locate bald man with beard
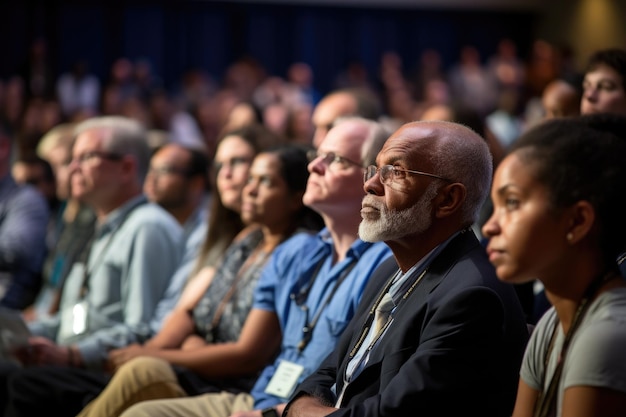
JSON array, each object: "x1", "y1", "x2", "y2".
[{"x1": 285, "y1": 121, "x2": 528, "y2": 417}]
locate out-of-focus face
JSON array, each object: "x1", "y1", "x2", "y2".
[
  {"x1": 69, "y1": 129, "x2": 125, "y2": 207},
  {"x1": 359, "y1": 125, "x2": 441, "y2": 243},
  {"x1": 45, "y1": 145, "x2": 73, "y2": 200},
  {"x1": 144, "y1": 145, "x2": 193, "y2": 211},
  {"x1": 214, "y1": 135, "x2": 255, "y2": 212},
  {"x1": 303, "y1": 122, "x2": 365, "y2": 218},
  {"x1": 541, "y1": 80, "x2": 580, "y2": 119},
  {"x1": 311, "y1": 93, "x2": 356, "y2": 148},
  {"x1": 240, "y1": 152, "x2": 302, "y2": 230},
  {"x1": 581, "y1": 64, "x2": 626, "y2": 116},
  {"x1": 482, "y1": 152, "x2": 569, "y2": 284},
  {"x1": 12, "y1": 162, "x2": 56, "y2": 203}
]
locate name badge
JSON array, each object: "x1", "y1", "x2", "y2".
[
  {"x1": 264, "y1": 360, "x2": 305, "y2": 399},
  {"x1": 59, "y1": 301, "x2": 89, "y2": 340}
]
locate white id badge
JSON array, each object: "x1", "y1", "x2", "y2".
[
  {"x1": 59, "y1": 301, "x2": 89, "y2": 340},
  {"x1": 264, "y1": 360, "x2": 305, "y2": 399}
]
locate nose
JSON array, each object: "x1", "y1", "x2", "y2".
[
  {"x1": 481, "y1": 212, "x2": 500, "y2": 238},
  {"x1": 308, "y1": 157, "x2": 324, "y2": 175},
  {"x1": 218, "y1": 163, "x2": 234, "y2": 180},
  {"x1": 583, "y1": 87, "x2": 598, "y2": 103},
  {"x1": 363, "y1": 173, "x2": 383, "y2": 196},
  {"x1": 243, "y1": 179, "x2": 258, "y2": 197},
  {"x1": 68, "y1": 159, "x2": 81, "y2": 174}
]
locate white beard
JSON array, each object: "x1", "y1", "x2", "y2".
[{"x1": 358, "y1": 182, "x2": 439, "y2": 242}]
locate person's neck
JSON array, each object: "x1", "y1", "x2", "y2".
[
  {"x1": 385, "y1": 227, "x2": 457, "y2": 273},
  {"x1": 95, "y1": 189, "x2": 142, "y2": 222},
  {"x1": 63, "y1": 198, "x2": 82, "y2": 222},
  {"x1": 167, "y1": 204, "x2": 195, "y2": 226},
  {"x1": 544, "y1": 253, "x2": 624, "y2": 334},
  {"x1": 323, "y1": 214, "x2": 360, "y2": 265},
  {"x1": 260, "y1": 225, "x2": 291, "y2": 253}
]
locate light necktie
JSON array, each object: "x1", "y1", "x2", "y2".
[{"x1": 373, "y1": 292, "x2": 395, "y2": 337}]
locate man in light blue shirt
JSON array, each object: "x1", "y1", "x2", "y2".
[
  {"x1": 0, "y1": 116, "x2": 184, "y2": 416},
  {"x1": 69, "y1": 117, "x2": 393, "y2": 417},
  {"x1": 142, "y1": 142, "x2": 212, "y2": 331}
]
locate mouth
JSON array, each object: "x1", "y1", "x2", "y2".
[
  {"x1": 360, "y1": 204, "x2": 380, "y2": 220},
  {"x1": 486, "y1": 247, "x2": 505, "y2": 264},
  {"x1": 306, "y1": 179, "x2": 320, "y2": 189}
]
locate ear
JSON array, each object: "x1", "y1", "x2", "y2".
[
  {"x1": 120, "y1": 155, "x2": 139, "y2": 184},
  {"x1": 565, "y1": 200, "x2": 595, "y2": 244},
  {"x1": 433, "y1": 182, "x2": 466, "y2": 219}
]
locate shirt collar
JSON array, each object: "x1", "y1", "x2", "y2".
[
  {"x1": 315, "y1": 227, "x2": 375, "y2": 262},
  {"x1": 97, "y1": 194, "x2": 147, "y2": 234}
]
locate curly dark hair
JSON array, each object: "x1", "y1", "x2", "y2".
[
  {"x1": 585, "y1": 48, "x2": 626, "y2": 85},
  {"x1": 511, "y1": 113, "x2": 626, "y2": 267}
]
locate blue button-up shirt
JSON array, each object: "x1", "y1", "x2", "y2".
[{"x1": 251, "y1": 228, "x2": 392, "y2": 409}]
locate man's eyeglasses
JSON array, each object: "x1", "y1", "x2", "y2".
[
  {"x1": 71, "y1": 151, "x2": 123, "y2": 166},
  {"x1": 306, "y1": 150, "x2": 362, "y2": 170},
  {"x1": 364, "y1": 165, "x2": 453, "y2": 185}
]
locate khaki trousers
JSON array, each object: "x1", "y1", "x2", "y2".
[
  {"x1": 77, "y1": 356, "x2": 186, "y2": 417},
  {"x1": 121, "y1": 390, "x2": 255, "y2": 417}
]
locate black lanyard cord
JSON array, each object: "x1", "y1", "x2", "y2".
[{"x1": 297, "y1": 259, "x2": 358, "y2": 352}]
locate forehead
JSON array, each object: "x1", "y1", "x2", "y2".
[
  {"x1": 585, "y1": 64, "x2": 624, "y2": 83},
  {"x1": 378, "y1": 125, "x2": 435, "y2": 164},
  {"x1": 318, "y1": 123, "x2": 363, "y2": 158},
  {"x1": 250, "y1": 152, "x2": 281, "y2": 173},
  {"x1": 313, "y1": 94, "x2": 355, "y2": 125},
  {"x1": 215, "y1": 135, "x2": 255, "y2": 160},
  {"x1": 73, "y1": 129, "x2": 106, "y2": 153},
  {"x1": 152, "y1": 145, "x2": 189, "y2": 166},
  {"x1": 493, "y1": 152, "x2": 540, "y2": 192}
]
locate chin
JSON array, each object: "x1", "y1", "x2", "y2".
[
  {"x1": 495, "y1": 267, "x2": 534, "y2": 285},
  {"x1": 358, "y1": 222, "x2": 384, "y2": 243}
]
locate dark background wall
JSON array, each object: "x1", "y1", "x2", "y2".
[{"x1": 0, "y1": 1, "x2": 537, "y2": 95}]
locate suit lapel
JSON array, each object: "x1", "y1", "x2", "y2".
[{"x1": 346, "y1": 230, "x2": 480, "y2": 377}]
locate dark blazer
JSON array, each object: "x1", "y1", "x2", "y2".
[{"x1": 289, "y1": 230, "x2": 529, "y2": 417}]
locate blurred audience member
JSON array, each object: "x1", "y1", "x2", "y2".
[
  {"x1": 541, "y1": 75, "x2": 583, "y2": 120},
  {"x1": 26, "y1": 124, "x2": 96, "y2": 320},
  {"x1": 56, "y1": 60, "x2": 100, "y2": 120},
  {"x1": 312, "y1": 88, "x2": 382, "y2": 148},
  {"x1": 149, "y1": 90, "x2": 205, "y2": 150},
  {"x1": 0, "y1": 125, "x2": 49, "y2": 310},
  {"x1": 487, "y1": 38, "x2": 526, "y2": 94},
  {"x1": 581, "y1": 48, "x2": 626, "y2": 116},
  {"x1": 448, "y1": 45, "x2": 498, "y2": 117}
]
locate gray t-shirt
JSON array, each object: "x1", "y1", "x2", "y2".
[{"x1": 521, "y1": 287, "x2": 626, "y2": 415}]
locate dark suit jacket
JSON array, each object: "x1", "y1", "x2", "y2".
[{"x1": 289, "y1": 230, "x2": 529, "y2": 417}]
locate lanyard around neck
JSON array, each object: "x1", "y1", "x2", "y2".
[
  {"x1": 79, "y1": 198, "x2": 147, "y2": 298},
  {"x1": 534, "y1": 270, "x2": 619, "y2": 417},
  {"x1": 297, "y1": 258, "x2": 358, "y2": 352}
]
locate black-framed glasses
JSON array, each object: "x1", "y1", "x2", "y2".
[
  {"x1": 71, "y1": 151, "x2": 124, "y2": 166},
  {"x1": 306, "y1": 150, "x2": 362, "y2": 170},
  {"x1": 364, "y1": 165, "x2": 453, "y2": 184}
]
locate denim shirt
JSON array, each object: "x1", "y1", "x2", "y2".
[{"x1": 251, "y1": 228, "x2": 392, "y2": 409}]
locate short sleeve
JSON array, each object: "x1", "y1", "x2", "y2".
[
  {"x1": 563, "y1": 317, "x2": 626, "y2": 394},
  {"x1": 520, "y1": 308, "x2": 558, "y2": 391}
]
